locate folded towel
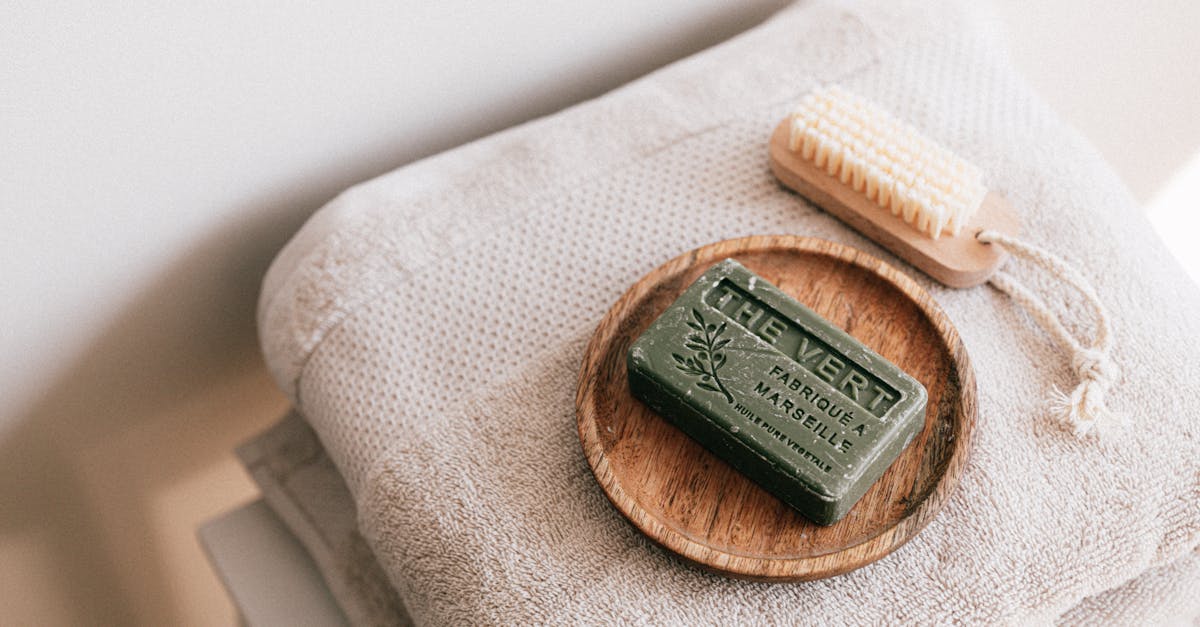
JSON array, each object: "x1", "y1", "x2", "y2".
[
  {"x1": 241, "y1": 411, "x2": 1200, "y2": 625},
  {"x1": 255, "y1": 0, "x2": 1200, "y2": 623},
  {"x1": 237, "y1": 411, "x2": 408, "y2": 626}
]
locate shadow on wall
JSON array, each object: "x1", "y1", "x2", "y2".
[
  {"x1": 0, "y1": 171, "x2": 349, "y2": 624},
  {"x1": 0, "y1": 3, "x2": 799, "y2": 622},
  {"x1": 0, "y1": 78, "x2": 601, "y2": 616}
]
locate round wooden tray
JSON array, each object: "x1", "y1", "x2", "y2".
[{"x1": 575, "y1": 235, "x2": 975, "y2": 581}]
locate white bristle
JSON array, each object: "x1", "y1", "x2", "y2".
[
  {"x1": 849, "y1": 155, "x2": 866, "y2": 191},
  {"x1": 788, "y1": 123, "x2": 803, "y2": 152},
  {"x1": 814, "y1": 138, "x2": 830, "y2": 168},
  {"x1": 801, "y1": 128, "x2": 818, "y2": 160},
  {"x1": 864, "y1": 164, "x2": 881, "y2": 200},
  {"x1": 890, "y1": 182, "x2": 906, "y2": 216},
  {"x1": 825, "y1": 140, "x2": 842, "y2": 175},
  {"x1": 877, "y1": 174, "x2": 893, "y2": 208},
  {"x1": 788, "y1": 85, "x2": 987, "y2": 238}
]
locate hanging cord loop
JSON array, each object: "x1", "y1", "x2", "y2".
[{"x1": 977, "y1": 230, "x2": 1120, "y2": 436}]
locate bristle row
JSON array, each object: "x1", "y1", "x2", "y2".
[{"x1": 787, "y1": 85, "x2": 988, "y2": 239}]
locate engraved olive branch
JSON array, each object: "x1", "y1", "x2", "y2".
[{"x1": 671, "y1": 309, "x2": 734, "y2": 404}]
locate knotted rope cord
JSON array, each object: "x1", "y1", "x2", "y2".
[{"x1": 977, "y1": 230, "x2": 1119, "y2": 436}]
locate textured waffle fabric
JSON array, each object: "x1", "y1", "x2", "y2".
[{"x1": 254, "y1": 0, "x2": 1200, "y2": 623}]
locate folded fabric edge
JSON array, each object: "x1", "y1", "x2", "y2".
[
  {"x1": 237, "y1": 411, "x2": 411, "y2": 627},
  {"x1": 1058, "y1": 546, "x2": 1200, "y2": 626},
  {"x1": 242, "y1": 409, "x2": 1197, "y2": 625}
]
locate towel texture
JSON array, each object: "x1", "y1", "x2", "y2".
[
  {"x1": 237, "y1": 412, "x2": 409, "y2": 626},
  {"x1": 255, "y1": 0, "x2": 1200, "y2": 623}
]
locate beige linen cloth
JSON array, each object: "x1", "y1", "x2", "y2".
[{"x1": 249, "y1": 0, "x2": 1200, "y2": 623}]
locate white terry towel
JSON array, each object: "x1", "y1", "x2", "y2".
[
  {"x1": 243, "y1": 411, "x2": 1200, "y2": 625},
  {"x1": 254, "y1": 0, "x2": 1200, "y2": 623}
]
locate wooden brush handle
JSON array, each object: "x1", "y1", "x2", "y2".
[{"x1": 768, "y1": 119, "x2": 1019, "y2": 288}]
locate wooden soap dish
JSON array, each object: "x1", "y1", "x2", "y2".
[{"x1": 576, "y1": 235, "x2": 975, "y2": 581}]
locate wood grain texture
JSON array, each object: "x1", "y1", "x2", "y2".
[
  {"x1": 576, "y1": 236, "x2": 975, "y2": 581},
  {"x1": 768, "y1": 119, "x2": 1020, "y2": 288}
]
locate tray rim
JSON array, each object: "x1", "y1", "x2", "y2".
[{"x1": 575, "y1": 234, "x2": 976, "y2": 581}]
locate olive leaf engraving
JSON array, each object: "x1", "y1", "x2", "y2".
[{"x1": 671, "y1": 309, "x2": 734, "y2": 404}]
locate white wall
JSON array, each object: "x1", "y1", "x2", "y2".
[
  {"x1": 0, "y1": 1, "x2": 790, "y2": 624},
  {"x1": 989, "y1": 0, "x2": 1200, "y2": 281},
  {"x1": 990, "y1": 0, "x2": 1200, "y2": 202},
  {"x1": 0, "y1": 0, "x2": 790, "y2": 440}
]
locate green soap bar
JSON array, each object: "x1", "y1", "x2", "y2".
[{"x1": 627, "y1": 259, "x2": 927, "y2": 525}]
